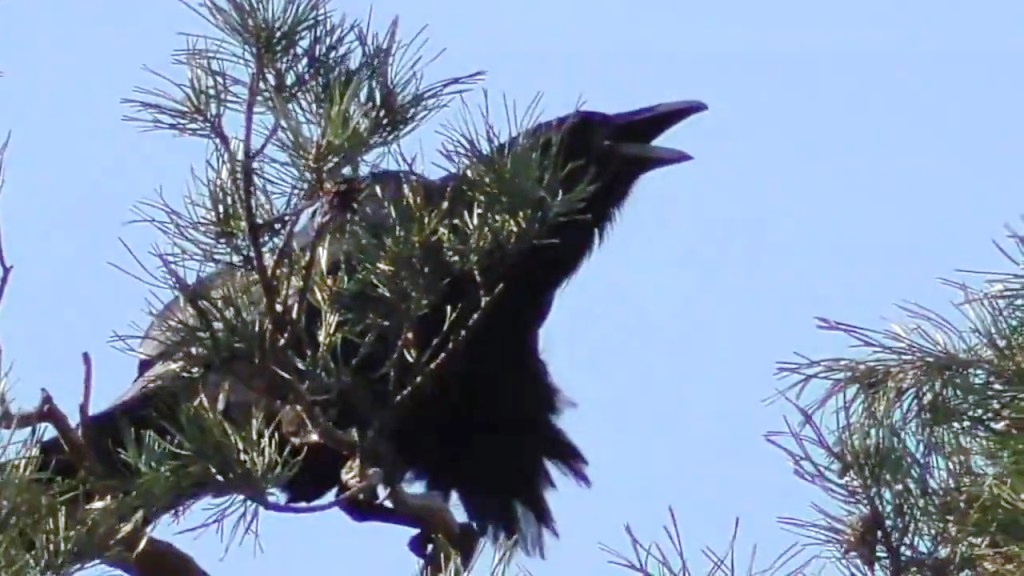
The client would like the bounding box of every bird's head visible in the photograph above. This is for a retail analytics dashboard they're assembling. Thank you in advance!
[537,100,707,223]
[425,99,706,295]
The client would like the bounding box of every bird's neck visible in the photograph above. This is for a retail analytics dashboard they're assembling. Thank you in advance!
[485,207,614,333]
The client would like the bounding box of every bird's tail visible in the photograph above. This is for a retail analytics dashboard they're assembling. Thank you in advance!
[453,418,590,557]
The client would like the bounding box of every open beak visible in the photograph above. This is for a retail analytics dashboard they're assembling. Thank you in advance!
[609,100,708,167]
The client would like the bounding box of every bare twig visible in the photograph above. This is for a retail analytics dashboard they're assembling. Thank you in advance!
[78,352,94,449]
[0,388,92,470]
[0,132,14,309]
[238,63,277,326]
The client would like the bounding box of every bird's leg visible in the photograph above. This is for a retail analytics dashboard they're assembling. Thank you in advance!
[385,486,458,539]
[334,463,452,554]
[331,483,475,565]
[335,457,478,568]
[334,462,421,528]
[387,488,455,560]
[385,487,480,571]
[335,497,421,530]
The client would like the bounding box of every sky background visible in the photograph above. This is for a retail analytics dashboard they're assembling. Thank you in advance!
[1,1,1023,574]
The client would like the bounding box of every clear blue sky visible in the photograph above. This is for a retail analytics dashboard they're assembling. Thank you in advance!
[1,1,1023,574]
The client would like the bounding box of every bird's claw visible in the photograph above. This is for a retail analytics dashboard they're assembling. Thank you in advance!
[407,521,481,573]
[407,530,431,559]
[375,482,392,504]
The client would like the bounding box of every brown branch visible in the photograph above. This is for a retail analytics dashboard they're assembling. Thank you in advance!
[239,62,278,324]
[0,131,12,309]
[0,388,92,472]
[77,352,94,454]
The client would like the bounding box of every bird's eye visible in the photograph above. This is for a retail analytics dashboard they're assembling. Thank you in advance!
[566,117,610,152]
[592,123,614,150]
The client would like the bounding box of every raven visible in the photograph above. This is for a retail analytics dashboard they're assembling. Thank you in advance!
[282,99,710,554]
[27,99,707,558]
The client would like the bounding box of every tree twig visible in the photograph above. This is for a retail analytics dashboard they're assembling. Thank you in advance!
[0,131,13,309]
[0,388,92,472]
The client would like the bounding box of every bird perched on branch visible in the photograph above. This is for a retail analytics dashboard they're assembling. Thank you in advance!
[285,99,710,555]
[25,99,707,560]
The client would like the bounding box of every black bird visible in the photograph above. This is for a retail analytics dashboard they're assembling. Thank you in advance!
[281,99,709,554]
[26,99,707,558]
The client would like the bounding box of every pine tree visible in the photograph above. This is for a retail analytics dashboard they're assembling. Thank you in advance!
[4,1,1022,576]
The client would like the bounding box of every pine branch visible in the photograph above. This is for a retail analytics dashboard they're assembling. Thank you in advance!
[766,226,1024,574]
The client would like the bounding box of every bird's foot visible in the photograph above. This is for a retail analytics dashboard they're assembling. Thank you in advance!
[385,487,474,570]
[409,521,480,575]
[337,460,383,502]
[336,486,455,537]
[337,483,471,570]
